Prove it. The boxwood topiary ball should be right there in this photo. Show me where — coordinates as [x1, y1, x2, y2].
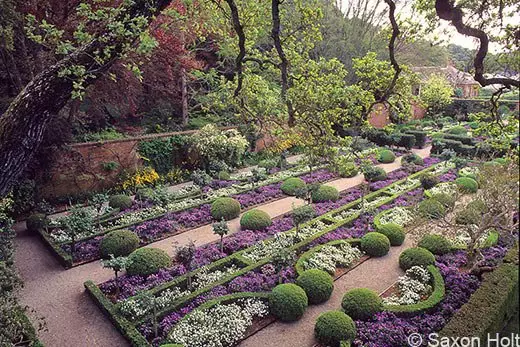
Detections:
[377, 149, 396, 163]
[269, 283, 308, 321]
[218, 171, 231, 180]
[376, 223, 405, 246]
[314, 311, 357, 347]
[418, 234, 451, 255]
[210, 197, 241, 221]
[360, 232, 391, 257]
[126, 248, 172, 276]
[280, 177, 307, 196]
[296, 269, 334, 304]
[109, 194, 133, 210]
[341, 288, 383, 320]
[312, 185, 340, 202]
[399, 247, 435, 270]
[99, 229, 140, 259]
[431, 193, 456, 208]
[338, 162, 358, 178]
[417, 198, 446, 219]
[26, 213, 48, 233]
[455, 177, 478, 194]
[240, 209, 272, 230]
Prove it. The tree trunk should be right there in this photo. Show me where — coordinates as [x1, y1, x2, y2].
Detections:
[180, 67, 189, 127]
[0, 0, 174, 197]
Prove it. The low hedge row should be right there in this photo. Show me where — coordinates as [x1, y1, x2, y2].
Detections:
[86, 162, 447, 345]
[362, 129, 416, 149]
[439, 260, 519, 340]
[383, 265, 445, 316]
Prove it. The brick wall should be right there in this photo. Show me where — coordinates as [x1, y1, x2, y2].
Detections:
[367, 101, 426, 128]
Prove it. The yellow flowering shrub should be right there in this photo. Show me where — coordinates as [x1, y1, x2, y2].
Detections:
[121, 167, 160, 190]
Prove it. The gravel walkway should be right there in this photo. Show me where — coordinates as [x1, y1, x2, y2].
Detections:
[240, 238, 413, 347]
[14, 147, 430, 347]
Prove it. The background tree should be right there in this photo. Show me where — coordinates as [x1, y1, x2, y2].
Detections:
[419, 73, 454, 116]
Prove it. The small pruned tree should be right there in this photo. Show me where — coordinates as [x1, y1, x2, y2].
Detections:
[173, 240, 196, 290]
[101, 255, 131, 298]
[90, 193, 109, 229]
[271, 248, 296, 284]
[434, 161, 519, 274]
[294, 183, 320, 205]
[249, 168, 267, 191]
[292, 204, 317, 236]
[212, 218, 229, 252]
[58, 206, 94, 258]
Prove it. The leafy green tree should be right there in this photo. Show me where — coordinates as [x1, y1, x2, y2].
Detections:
[174, 240, 196, 290]
[292, 204, 316, 235]
[59, 206, 94, 258]
[420, 74, 454, 116]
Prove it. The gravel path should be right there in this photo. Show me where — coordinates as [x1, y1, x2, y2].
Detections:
[14, 147, 430, 347]
[239, 238, 413, 347]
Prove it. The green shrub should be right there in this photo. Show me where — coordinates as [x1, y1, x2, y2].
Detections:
[296, 269, 334, 304]
[269, 283, 308, 321]
[398, 134, 416, 149]
[26, 213, 47, 233]
[399, 247, 435, 270]
[218, 171, 231, 180]
[315, 311, 356, 347]
[341, 288, 383, 320]
[135, 188, 154, 202]
[405, 130, 427, 148]
[240, 209, 272, 230]
[338, 162, 358, 178]
[420, 174, 439, 190]
[360, 232, 391, 257]
[109, 194, 133, 210]
[418, 234, 451, 255]
[312, 185, 340, 202]
[447, 125, 467, 135]
[493, 157, 507, 165]
[376, 223, 405, 246]
[377, 150, 396, 163]
[280, 177, 307, 196]
[439, 262, 519, 340]
[455, 177, 478, 193]
[401, 153, 424, 166]
[258, 158, 278, 170]
[417, 198, 446, 219]
[126, 248, 172, 276]
[442, 134, 475, 145]
[362, 166, 387, 182]
[431, 193, 456, 208]
[210, 197, 241, 221]
[99, 230, 140, 259]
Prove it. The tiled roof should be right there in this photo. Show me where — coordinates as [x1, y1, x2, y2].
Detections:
[411, 65, 478, 85]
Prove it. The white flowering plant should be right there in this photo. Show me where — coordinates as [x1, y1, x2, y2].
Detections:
[377, 207, 415, 227]
[383, 266, 432, 305]
[168, 298, 269, 347]
[302, 243, 363, 274]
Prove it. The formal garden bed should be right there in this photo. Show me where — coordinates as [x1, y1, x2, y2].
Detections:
[85, 159, 458, 346]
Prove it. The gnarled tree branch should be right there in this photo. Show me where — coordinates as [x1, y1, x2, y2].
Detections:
[435, 0, 520, 88]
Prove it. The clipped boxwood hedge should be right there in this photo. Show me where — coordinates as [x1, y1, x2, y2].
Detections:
[360, 232, 391, 257]
[376, 223, 405, 246]
[399, 247, 435, 270]
[417, 198, 446, 219]
[26, 213, 47, 233]
[418, 234, 451, 255]
[109, 194, 133, 210]
[210, 197, 241, 221]
[401, 153, 424, 166]
[99, 229, 140, 259]
[269, 283, 308, 321]
[439, 261, 519, 340]
[455, 177, 478, 194]
[312, 185, 340, 202]
[341, 288, 383, 320]
[296, 269, 334, 304]
[126, 248, 172, 276]
[280, 177, 307, 196]
[315, 311, 356, 347]
[377, 149, 396, 164]
[240, 209, 272, 230]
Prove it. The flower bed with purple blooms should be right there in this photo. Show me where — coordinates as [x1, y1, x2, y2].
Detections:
[65, 169, 337, 263]
[353, 239, 511, 347]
